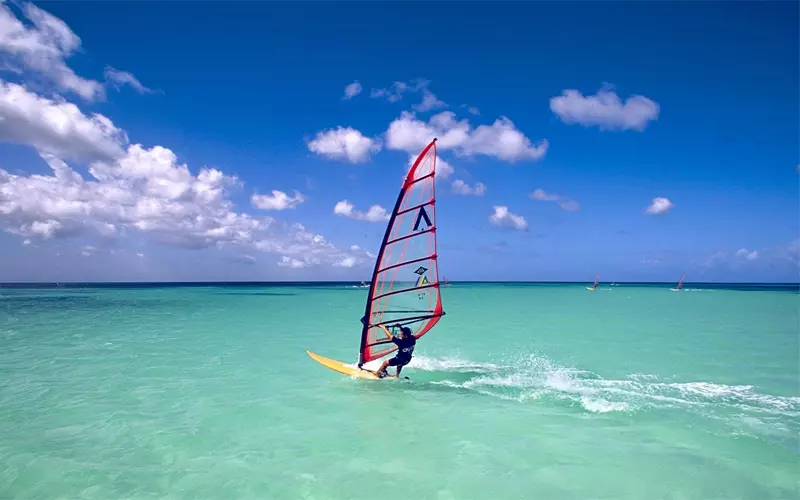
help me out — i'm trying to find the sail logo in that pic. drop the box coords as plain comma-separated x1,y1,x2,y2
414,266,429,299
412,206,432,231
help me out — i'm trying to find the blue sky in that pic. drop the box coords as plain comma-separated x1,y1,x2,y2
0,1,797,282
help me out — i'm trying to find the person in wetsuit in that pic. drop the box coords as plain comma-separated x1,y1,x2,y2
375,323,416,378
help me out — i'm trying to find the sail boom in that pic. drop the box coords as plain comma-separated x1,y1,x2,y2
366,312,444,329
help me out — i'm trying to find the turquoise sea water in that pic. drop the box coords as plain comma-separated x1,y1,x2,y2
1,283,798,499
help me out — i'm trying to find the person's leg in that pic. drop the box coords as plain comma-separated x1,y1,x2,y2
374,357,397,378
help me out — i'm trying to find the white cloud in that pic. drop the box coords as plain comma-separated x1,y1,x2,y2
136,252,144,258
0,144,257,246
278,256,307,268
252,222,364,268
489,206,528,231
413,88,447,112
307,126,380,163
465,106,480,115
644,197,674,215
0,1,105,101
529,188,580,211
735,248,759,261
557,199,580,212
0,144,368,268
371,81,411,102
342,80,362,100
386,111,548,163
104,66,154,94
452,179,485,196
372,79,447,113
251,190,305,211
530,188,560,201
333,200,390,222
334,256,357,268
550,85,660,131
0,80,127,162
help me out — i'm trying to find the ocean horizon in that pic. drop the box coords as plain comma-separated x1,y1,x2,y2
2,280,798,287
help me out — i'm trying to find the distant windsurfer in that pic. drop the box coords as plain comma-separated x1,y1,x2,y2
374,324,416,379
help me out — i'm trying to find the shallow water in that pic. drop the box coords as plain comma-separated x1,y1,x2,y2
1,283,797,499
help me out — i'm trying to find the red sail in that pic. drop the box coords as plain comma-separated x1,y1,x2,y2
358,138,445,366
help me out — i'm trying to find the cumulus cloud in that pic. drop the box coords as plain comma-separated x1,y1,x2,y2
386,110,548,163
530,188,580,211
0,81,127,162
644,197,674,215
333,200,390,222
735,248,759,261
489,206,528,231
550,85,660,131
251,190,305,211
278,256,308,268
342,80,362,100
104,66,155,94
0,1,106,100
307,126,381,163
0,113,367,268
0,144,259,246
252,222,365,269
452,179,485,196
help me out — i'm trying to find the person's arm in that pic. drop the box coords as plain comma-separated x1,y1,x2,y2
379,324,401,344
378,324,395,339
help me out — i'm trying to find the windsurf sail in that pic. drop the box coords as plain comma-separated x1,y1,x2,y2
675,272,687,290
591,274,600,290
358,138,445,367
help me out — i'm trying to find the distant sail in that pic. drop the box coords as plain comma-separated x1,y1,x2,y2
675,272,687,290
591,274,600,289
358,138,445,366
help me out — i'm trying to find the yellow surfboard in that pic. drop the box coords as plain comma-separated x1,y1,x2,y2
306,350,387,380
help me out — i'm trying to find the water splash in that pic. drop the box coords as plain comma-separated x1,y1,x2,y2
404,353,800,430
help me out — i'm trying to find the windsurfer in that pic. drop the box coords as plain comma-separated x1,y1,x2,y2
375,324,416,378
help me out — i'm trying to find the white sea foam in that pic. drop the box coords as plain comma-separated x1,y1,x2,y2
403,352,800,427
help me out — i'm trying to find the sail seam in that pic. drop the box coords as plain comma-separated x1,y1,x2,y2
385,227,435,247
396,200,435,218
371,283,438,302
376,255,436,275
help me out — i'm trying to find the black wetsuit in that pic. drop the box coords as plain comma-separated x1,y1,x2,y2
388,335,416,367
